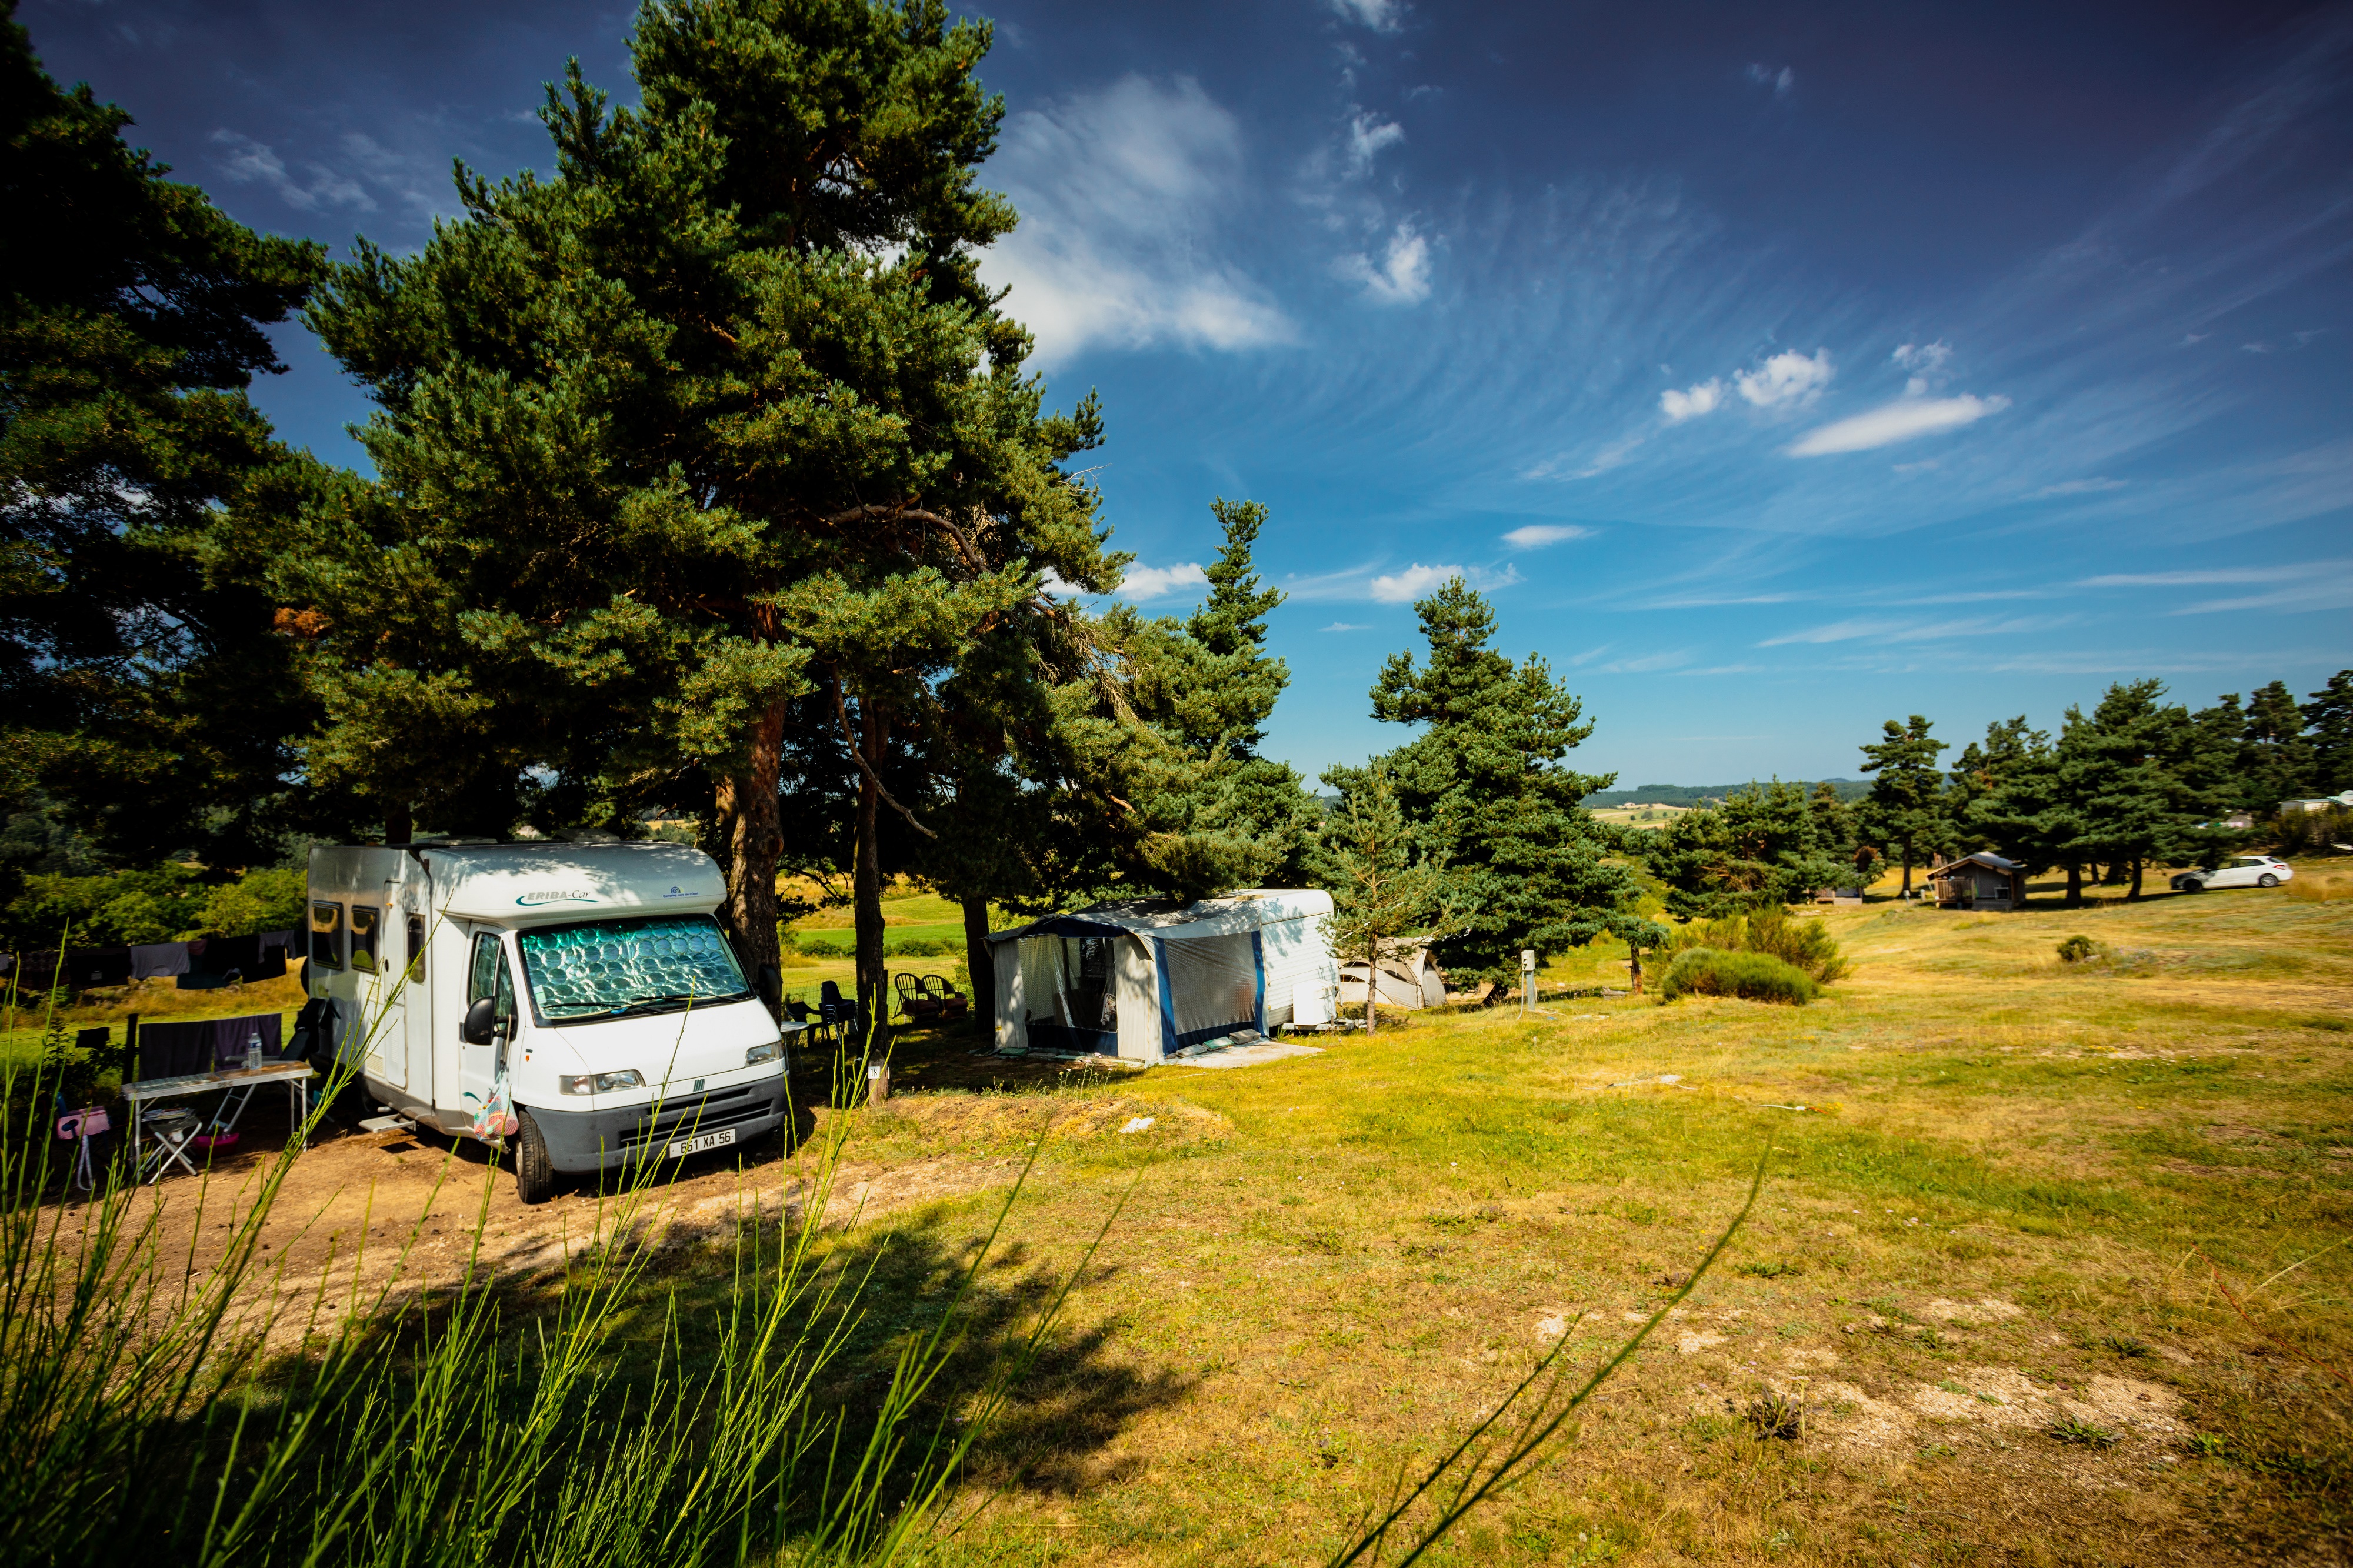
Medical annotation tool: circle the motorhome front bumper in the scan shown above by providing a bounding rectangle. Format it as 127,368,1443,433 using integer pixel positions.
527,1079,789,1172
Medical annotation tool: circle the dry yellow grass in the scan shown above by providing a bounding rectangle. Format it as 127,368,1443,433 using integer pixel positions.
720,883,2353,1565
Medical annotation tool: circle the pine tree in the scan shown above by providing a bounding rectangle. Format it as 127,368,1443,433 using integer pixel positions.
1337,577,1654,988
281,0,1116,1019
1091,497,1316,899
1,10,323,865
2306,671,2353,794
2054,681,2223,900
1645,780,1851,918
1857,716,1950,895
2240,680,2318,809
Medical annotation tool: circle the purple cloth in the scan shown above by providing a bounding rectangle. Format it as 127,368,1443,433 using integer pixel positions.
133,1014,284,1079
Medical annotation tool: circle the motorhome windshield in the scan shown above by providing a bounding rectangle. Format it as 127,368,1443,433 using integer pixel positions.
516,915,752,1021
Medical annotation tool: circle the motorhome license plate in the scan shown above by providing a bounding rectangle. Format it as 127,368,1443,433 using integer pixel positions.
666,1127,736,1159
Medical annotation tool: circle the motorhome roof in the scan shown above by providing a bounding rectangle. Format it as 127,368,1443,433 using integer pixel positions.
312,841,726,924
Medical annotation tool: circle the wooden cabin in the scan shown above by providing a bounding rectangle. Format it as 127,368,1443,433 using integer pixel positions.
1922,851,2025,911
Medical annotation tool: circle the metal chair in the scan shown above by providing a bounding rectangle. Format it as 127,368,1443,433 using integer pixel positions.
139,1107,202,1184
894,972,944,1023
921,974,969,1019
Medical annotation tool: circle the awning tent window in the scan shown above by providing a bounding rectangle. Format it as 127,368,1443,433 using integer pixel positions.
1156,932,1260,1052
1019,935,1119,1055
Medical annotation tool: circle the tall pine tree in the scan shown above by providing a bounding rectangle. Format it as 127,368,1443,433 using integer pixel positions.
279,0,1116,1019
1,9,323,869
1333,578,1654,988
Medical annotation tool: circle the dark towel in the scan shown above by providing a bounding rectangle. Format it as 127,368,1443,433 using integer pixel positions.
261,929,299,958
191,933,261,981
248,944,288,982
130,942,191,979
64,948,134,989
207,1014,284,1068
133,1021,214,1080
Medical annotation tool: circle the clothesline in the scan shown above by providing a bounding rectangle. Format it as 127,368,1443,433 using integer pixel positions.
3,929,300,993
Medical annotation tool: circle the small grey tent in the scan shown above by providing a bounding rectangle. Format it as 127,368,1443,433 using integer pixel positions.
989,890,1339,1061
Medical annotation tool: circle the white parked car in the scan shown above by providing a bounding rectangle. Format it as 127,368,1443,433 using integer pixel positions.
2171,855,2294,893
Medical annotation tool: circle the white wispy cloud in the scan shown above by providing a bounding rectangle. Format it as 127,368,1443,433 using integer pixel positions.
1344,113,1406,178
1760,613,2057,646
1744,63,1794,97
1891,339,1954,395
1321,621,1371,632
2079,558,2353,613
1330,0,1407,32
1735,349,1834,409
1367,562,1521,603
1339,221,1433,304
1501,523,1592,548
2031,477,2128,497
1787,393,2010,456
2080,562,2315,587
209,128,375,211
1116,562,1210,601
1659,377,1724,422
979,76,1292,367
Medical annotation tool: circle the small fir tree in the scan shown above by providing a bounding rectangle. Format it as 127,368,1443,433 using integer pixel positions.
1317,764,1462,1036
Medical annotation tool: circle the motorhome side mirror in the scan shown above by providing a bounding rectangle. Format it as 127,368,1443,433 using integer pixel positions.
461,996,499,1046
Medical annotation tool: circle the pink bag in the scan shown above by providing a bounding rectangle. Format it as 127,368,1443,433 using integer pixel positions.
56,1105,111,1141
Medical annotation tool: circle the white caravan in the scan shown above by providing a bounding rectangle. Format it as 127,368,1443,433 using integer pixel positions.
306,841,788,1202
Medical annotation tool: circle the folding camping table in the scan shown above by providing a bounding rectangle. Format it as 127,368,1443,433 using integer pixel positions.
123,1061,316,1183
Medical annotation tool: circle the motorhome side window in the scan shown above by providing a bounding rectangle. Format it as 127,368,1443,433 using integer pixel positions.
468,932,516,1036
349,905,380,973
406,913,426,984
309,902,344,971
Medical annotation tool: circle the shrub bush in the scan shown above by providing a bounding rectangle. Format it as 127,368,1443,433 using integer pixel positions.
1658,947,1821,1005
2057,934,2105,963
1665,910,1849,982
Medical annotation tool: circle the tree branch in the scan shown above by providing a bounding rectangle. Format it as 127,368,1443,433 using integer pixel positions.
832,678,938,840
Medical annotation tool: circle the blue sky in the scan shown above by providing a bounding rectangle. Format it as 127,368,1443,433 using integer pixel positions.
28,0,2353,786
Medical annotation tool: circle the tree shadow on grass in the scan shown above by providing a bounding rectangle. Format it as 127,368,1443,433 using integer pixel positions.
654,1198,1194,1502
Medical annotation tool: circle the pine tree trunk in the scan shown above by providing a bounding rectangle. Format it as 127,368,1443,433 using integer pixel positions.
1363,939,1377,1038
716,700,785,1017
2065,862,2082,907
384,802,411,846
962,893,994,1037
1899,844,1914,897
1629,947,1643,995
854,700,888,1036
2127,858,2144,901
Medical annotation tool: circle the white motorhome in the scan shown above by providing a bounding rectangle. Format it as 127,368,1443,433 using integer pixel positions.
306,841,788,1202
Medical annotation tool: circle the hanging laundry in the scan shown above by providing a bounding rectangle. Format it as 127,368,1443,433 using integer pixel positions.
131,942,191,979
63,948,133,989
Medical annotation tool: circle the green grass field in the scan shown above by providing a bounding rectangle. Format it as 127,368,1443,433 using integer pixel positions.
752,877,2353,1564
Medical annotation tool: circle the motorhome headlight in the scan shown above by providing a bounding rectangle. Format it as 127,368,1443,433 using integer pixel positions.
745,1042,782,1067
558,1069,645,1095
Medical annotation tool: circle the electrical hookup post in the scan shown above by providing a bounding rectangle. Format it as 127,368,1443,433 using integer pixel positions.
1519,949,1536,1019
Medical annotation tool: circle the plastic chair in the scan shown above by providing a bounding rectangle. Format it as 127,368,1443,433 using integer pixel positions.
820,980,865,1037
894,972,943,1022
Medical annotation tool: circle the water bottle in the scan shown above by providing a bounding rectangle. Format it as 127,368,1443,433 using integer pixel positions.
245,1031,263,1071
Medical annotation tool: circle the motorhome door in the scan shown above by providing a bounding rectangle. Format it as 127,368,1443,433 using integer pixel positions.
366,879,409,1089
395,879,434,1102
460,931,515,1133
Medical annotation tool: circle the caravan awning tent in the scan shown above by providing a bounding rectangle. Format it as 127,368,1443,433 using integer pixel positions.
988,890,1338,1060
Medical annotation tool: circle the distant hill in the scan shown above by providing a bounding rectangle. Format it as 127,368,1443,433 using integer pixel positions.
1582,779,1870,808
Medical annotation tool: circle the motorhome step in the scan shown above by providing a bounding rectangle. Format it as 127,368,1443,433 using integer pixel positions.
358,1114,417,1135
